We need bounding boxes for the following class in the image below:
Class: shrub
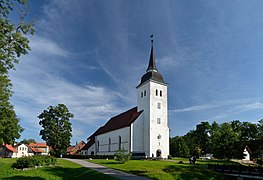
[63,154,115,159]
[114,148,131,164]
[12,155,57,169]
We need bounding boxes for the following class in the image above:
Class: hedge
[63,154,115,159]
[12,155,57,169]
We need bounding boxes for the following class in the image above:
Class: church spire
[146,35,158,72]
[137,35,166,88]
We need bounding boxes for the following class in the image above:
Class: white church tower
[136,39,169,158]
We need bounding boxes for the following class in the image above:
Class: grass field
[87,158,233,180]
[0,158,116,180]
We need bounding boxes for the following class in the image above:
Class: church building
[82,41,169,158]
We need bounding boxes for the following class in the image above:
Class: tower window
[157,103,161,109]
[160,90,162,97]
[144,90,146,96]
[157,118,161,124]
[156,89,158,96]
[141,92,143,98]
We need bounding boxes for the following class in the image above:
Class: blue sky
[9,0,263,144]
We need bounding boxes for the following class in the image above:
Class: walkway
[64,158,151,180]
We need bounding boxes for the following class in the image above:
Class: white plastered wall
[96,127,130,155]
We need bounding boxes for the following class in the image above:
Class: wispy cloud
[10,35,128,142]
[29,36,70,57]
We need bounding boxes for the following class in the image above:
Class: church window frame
[160,90,162,97]
[118,136,121,150]
[141,92,143,98]
[156,89,158,96]
[108,138,111,152]
[144,90,146,96]
[157,118,161,124]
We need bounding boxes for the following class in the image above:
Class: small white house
[243,146,251,161]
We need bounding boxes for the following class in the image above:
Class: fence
[208,164,263,176]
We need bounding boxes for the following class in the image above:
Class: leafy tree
[194,121,211,154]
[38,104,74,157]
[20,138,36,144]
[0,0,34,150]
[173,136,189,158]
[211,122,239,159]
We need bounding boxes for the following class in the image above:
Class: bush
[114,148,131,164]
[12,155,57,169]
[63,154,115,159]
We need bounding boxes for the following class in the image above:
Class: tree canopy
[170,120,263,160]
[38,104,74,157]
[0,0,34,145]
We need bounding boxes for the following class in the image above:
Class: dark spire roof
[146,45,157,72]
[137,42,166,88]
[87,107,143,140]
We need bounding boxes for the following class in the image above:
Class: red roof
[28,142,47,148]
[88,107,143,139]
[2,144,18,153]
[31,148,44,153]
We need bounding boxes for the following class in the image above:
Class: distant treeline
[170,120,263,160]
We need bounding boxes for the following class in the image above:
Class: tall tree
[174,136,189,158]
[211,122,239,159]
[0,0,34,147]
[38,104,74,157]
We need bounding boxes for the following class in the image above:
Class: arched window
[160,90,162,97]
[108,138,111,152]
[118,136,121,150]
[144,90,146,96]
[97,141,99,152]
[141,92,143,98]
[156,89,158,96]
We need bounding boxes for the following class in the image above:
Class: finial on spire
[150,34,154,45]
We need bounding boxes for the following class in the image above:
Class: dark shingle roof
[137,46,166,88]
[87,107,143,140]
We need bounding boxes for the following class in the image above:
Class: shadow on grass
[3,176,45,180]
[99,161,120,165]
[43,166,116,180]
[164,164,229,180]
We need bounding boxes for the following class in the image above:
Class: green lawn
[0,158,116,180]
[87,158,233,180]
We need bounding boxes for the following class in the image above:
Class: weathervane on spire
[150,34,154,45]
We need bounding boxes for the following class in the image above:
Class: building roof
[137,45,166,88]
[28,142,47,148]
[31,148,44,153]
[4,144,18,153]
[67,141,86,155]
[87,107,143,139]
[81,138,95,151]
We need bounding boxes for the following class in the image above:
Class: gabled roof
[81,138,95,151]
[87,107,143,139]
[67,141,86,155]
[28,142,47,148]
[4,144,18,153]
[31,148,44,153]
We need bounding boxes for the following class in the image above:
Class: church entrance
[156,149,162,157]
